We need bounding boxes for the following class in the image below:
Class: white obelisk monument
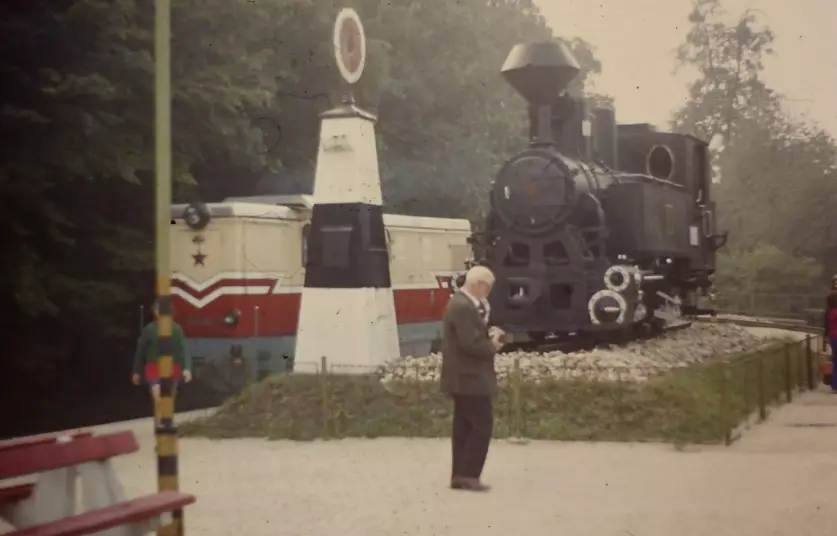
[294,8,400,370]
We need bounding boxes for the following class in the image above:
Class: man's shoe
[451,476,490,492]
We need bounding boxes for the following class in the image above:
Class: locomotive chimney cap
[501,41,581,105]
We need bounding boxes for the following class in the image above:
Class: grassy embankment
[181,336,814,444]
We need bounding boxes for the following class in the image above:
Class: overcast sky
[534,0,837,139]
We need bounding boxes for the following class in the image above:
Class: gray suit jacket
[440,291,498,396]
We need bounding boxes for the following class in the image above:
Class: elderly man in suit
[441,265,505,492]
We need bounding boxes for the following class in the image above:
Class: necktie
[477,302,487,324]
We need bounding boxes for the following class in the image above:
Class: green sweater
[132,321,191,375]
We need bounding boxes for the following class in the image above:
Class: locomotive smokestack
[501,41,581,146]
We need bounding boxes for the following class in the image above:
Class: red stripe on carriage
[171,288,453,338]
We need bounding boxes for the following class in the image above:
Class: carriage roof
[170,195,471,232]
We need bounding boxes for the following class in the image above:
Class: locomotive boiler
[470,41,728,340]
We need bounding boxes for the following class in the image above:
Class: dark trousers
[451,395,493,479]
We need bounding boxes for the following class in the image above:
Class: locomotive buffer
[294,9,401,369]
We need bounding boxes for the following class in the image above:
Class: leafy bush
[714,244,824,297]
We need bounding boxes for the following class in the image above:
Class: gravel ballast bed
[377,323,769,383]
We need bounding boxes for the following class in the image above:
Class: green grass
[180,339,816,445]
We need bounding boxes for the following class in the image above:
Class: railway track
[693,314,822,335]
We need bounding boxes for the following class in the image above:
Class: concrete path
[99,392,837,535]
[5,394,836,536]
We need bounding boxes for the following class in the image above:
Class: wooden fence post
[784,344,793,403]
[796,339,805,391]
[719,365,731,445]
[772,348,781,403]
[512,358,522,438]
[742,358,752,418]
[757,356,767,422]
[321,356,329,439]
[413,363,421,437]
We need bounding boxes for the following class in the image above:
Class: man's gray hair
[464,265,495,286]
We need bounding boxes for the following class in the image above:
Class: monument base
[295,287,400,371]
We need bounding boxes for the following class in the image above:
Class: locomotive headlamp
[223,309,241,326]
[183,201,211,230]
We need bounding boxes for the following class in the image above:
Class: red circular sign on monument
[333,8,366,85]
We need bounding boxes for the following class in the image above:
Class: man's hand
[490,330,505,351]
[131,374,141,386]
[183,370,192,384]
[488,326,505,338]
[489,326,507,347]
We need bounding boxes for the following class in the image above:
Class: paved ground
[57,388,832,536]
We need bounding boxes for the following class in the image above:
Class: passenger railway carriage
[168,195,470,386]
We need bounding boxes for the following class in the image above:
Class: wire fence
[192,335,828,445]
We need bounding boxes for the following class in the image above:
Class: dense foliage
[3,0,835,434]
[0,0,606,432]
[670,0,837,298]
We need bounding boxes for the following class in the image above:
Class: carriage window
[322,225,352,268]
[301,223,311,266]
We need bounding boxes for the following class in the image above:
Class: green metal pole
[154,1,182,535]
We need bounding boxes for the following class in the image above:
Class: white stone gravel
[378,323,772,383]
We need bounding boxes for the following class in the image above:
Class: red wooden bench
[0,429,195,535]
[6,490,195,536]
[0,484,36,506]
[0,431,92,455]
[0,432,97,510]
[0,431,138,481]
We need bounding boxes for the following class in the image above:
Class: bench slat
[0,432,138,480]
[0,432,92,454]
[0,483,34,505]
[7,491,195,536]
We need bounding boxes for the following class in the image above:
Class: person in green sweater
[131,299,192,402]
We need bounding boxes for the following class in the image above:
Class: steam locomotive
[469,41,728,340]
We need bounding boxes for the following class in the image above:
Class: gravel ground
[379,323,770,383]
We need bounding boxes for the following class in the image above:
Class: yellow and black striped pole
[154,0,182,535]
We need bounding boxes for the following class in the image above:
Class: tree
[714,244,823,297]
[252,0,608,221]
[0,0,608,432]
[0,0,288,398]
[670,0,837,272]
[671,0,776,147]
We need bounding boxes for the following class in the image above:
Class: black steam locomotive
[469,41,728,340]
